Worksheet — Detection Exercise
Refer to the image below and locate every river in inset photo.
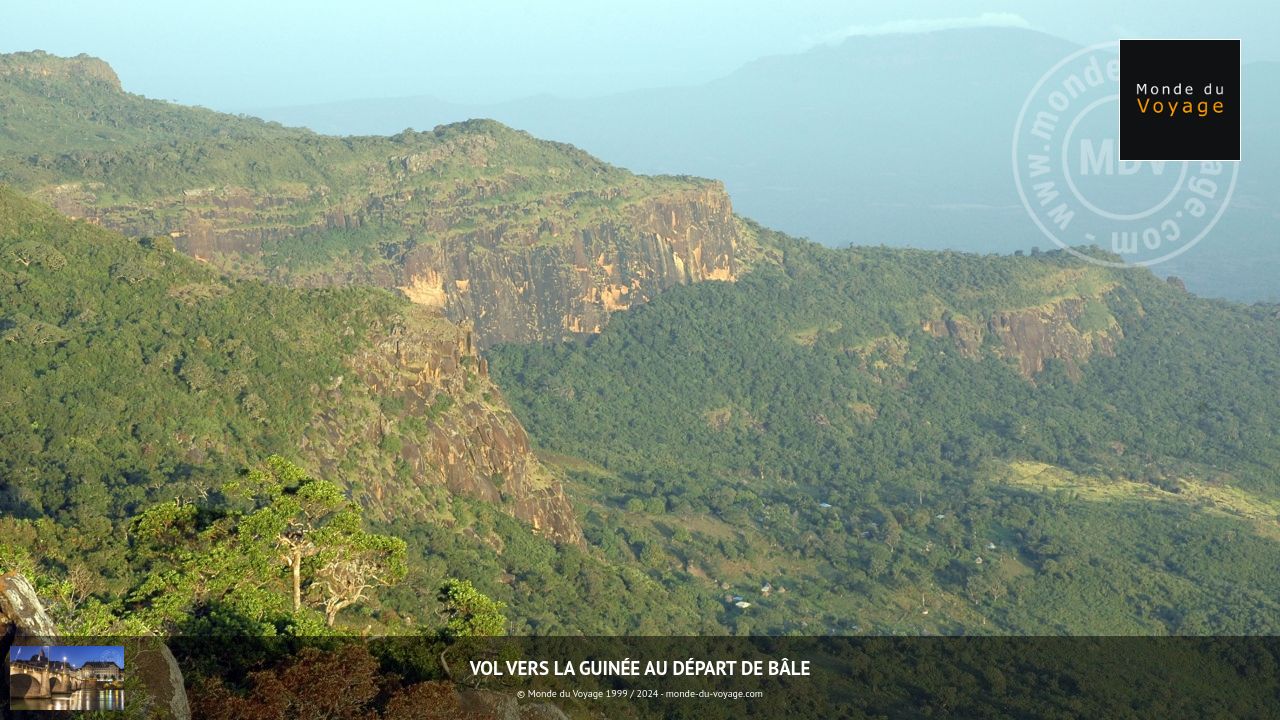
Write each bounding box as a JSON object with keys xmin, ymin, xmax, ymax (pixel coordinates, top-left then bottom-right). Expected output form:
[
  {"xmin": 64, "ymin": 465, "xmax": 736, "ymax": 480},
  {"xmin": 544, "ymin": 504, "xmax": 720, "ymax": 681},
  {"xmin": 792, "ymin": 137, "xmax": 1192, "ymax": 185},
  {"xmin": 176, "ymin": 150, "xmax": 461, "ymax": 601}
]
[{"xmin": 10, "ymin": 689, "xmax": 125, "ymax": 711}]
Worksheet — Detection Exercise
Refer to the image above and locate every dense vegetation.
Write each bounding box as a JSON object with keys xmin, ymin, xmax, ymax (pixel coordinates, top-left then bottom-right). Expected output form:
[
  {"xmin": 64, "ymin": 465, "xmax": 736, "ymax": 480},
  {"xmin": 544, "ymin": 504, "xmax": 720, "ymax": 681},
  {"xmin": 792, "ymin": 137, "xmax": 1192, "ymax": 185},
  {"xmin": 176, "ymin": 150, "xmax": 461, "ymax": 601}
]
[
  {"xmin": 5, "ymin": 182, "xmax": 1279, "ymax": 638},
  {"xmin": 0, "ymin": 186, "xmax": 722, "ymax": 636},
  {"xmin": 0, "ymin": 186, "xmax": 392, "ymax": 520},
  {"xmin": 491, "ymin": 226, "xmax": 1280, "ymax": 634}
]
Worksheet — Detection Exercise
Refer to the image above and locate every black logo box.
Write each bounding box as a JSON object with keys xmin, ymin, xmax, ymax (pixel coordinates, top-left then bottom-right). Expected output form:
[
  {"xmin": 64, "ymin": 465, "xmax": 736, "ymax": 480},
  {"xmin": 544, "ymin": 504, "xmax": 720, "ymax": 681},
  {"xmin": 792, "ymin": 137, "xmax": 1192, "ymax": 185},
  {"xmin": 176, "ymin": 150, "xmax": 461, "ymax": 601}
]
[{"xmin": 1120, "ymin": 39, "xmax": 1240, "ymax": 161}]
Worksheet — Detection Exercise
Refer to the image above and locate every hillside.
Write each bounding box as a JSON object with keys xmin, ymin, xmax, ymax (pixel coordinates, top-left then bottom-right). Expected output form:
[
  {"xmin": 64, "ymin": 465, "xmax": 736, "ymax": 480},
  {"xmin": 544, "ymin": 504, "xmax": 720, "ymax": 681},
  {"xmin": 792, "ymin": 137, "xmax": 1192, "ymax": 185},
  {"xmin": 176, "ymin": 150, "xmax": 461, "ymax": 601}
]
[
  {"xmin": 0, "ymin": 51, "xmax": 747, "ymax": 347},
  {"xmin": 0, "ymin": 186, "xmax": 735, "ymax": 635},
  {"xmin": 491, "ymin": 226, "xmax": 1280, "ymax": 634}
]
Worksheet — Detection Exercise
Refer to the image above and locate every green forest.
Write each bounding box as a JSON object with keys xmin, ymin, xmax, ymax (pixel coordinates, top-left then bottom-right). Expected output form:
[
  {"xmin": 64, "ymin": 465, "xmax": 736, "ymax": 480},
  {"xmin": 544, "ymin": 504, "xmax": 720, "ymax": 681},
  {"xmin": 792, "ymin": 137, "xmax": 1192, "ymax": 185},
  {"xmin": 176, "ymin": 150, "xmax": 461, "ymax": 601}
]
[
  {"xmin": 5, "ymin": 180, "xmax": 1280, "ymax": 640},
  {"xmin": 490, "ymin": 226, "xmax": 1280, "ymax": 635},
  {"xmin": 2, "ymin": 44, "xmax": 1279, "ymax": 720}
]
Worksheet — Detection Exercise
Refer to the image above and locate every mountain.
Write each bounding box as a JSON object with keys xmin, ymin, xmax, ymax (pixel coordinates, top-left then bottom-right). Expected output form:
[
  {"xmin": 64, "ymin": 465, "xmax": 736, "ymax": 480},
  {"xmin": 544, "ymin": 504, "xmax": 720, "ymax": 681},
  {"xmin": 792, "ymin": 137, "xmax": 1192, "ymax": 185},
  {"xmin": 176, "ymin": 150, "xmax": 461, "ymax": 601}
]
[
  {"xmin": 257, "ymin": 28, "xmax": 1280, "ymax": 303},
  {"xmin": 0, "ymin": 51, "xmax": 749, "ymax": 348},
  {"xmin": 491, "ymin": 225, "xmax": 1280, "ymax": 634},
  {"xmin": 4, "ymin": 174, "xmax": 1278, "ymax": 637}
]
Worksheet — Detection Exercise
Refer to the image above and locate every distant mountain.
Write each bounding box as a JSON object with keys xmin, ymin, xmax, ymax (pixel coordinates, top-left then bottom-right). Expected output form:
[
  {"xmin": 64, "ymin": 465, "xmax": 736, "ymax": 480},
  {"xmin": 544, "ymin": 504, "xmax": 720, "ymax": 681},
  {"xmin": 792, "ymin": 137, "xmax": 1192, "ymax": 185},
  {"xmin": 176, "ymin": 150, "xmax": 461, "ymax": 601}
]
[{"xmin": 257, "ymin": 28, "xmax": 1280, "ymax": 303}]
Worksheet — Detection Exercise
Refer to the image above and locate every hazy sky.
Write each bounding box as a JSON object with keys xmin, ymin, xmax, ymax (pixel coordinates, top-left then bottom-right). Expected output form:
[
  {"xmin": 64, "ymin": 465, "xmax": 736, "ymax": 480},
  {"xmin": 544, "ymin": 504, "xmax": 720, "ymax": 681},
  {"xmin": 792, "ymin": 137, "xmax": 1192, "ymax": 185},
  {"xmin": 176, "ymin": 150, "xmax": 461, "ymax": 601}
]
[{"xmin": 2, "ymin": 1, "xmax": 1275, "ymax": 109}]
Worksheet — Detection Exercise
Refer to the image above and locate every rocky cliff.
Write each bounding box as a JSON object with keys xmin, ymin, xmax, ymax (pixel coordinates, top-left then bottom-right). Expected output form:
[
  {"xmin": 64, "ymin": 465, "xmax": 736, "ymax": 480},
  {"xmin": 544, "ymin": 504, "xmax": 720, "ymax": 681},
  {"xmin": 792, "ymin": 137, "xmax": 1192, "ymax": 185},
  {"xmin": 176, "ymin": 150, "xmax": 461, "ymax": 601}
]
[
  {"xmin": 1, "ymin": 54, "xmax": 748, "ymax": 348},
  {"xmin": 397, "ymin": 182, "xmax": 740, "ymax": 345},
  {"xmin": 38, "ymin": 148, "xmax": 744, "ymax": 348},
  {"xmin": 302, "ymin": 305, "xmax": 582, "ymax": 544},
  {"xmin": 0, "ymin": 50, "xmax": 121, "ymax": 89}
]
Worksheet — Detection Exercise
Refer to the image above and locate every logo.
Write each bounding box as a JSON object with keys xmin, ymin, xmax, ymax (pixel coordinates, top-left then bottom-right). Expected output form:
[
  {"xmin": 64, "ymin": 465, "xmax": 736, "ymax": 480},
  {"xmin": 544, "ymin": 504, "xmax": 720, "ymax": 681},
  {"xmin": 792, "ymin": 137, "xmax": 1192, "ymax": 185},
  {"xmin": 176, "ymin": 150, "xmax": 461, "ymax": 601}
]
[
  {"xmin": 1119, "ymin": 39, "xmax": 1240, "ymax": 161},
  {"xmin": 1012, "ymin": 42, "xmax": 1238, "ymax": 268}
]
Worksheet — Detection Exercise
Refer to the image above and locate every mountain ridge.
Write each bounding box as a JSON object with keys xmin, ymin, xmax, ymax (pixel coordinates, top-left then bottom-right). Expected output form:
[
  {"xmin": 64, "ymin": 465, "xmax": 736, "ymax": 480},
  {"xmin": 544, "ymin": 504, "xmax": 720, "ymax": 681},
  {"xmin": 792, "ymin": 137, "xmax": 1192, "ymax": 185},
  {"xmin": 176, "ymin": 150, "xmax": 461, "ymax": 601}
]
[
  {"xmin": 0, "ymin": 52, "xmax": 749, "ymax": 347},
  {"xmin": 492, "ymin": 226, "xmax": 1280, "ymax": 634}
]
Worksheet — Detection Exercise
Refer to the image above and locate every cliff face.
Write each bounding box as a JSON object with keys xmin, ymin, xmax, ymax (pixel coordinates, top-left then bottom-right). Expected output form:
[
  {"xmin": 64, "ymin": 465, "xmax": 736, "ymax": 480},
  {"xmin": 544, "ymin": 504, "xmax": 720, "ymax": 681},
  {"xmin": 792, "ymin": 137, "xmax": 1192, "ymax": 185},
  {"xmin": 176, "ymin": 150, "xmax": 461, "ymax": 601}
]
[
  {"xmin": 41, "ymin": 176, "xmax": 742, "ymax": 348},
  {"xmin": 924, "ymin": 295, "xmax": 1122, "ymax": 379},
  {"xmin": 400, "ymin": 184, "xmax": 740, "ymax": 345},
  {"xmin": 301, "ymin": 306, "xmax": 582, "ymax": 544}
]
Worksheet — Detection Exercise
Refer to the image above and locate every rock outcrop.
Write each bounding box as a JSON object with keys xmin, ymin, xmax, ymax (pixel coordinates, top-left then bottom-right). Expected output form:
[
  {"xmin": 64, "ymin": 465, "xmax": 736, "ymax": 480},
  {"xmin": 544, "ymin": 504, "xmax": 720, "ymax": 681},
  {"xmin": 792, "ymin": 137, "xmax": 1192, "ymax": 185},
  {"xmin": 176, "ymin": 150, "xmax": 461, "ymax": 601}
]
[
  {"xmin": 301, "ymin": 306, "xmax": 582, "ymax": 544},
  {"xmin": 924, "ymin": 295, "xmax": 1122, "ymax": 379},
  {"xmin": 127, "ymin": 644, "xmax": 193, "ymax": 720},
  {"xmin": 0, "ymin": 573, "xmax": 56, "ymax": 644},
  {"xmin": 0, "ymin": 50, "xmax": 121, "ymax": 89},
  {"xmin": 401, "ymin": 183, "xmax": 740, "ymax": 345}
]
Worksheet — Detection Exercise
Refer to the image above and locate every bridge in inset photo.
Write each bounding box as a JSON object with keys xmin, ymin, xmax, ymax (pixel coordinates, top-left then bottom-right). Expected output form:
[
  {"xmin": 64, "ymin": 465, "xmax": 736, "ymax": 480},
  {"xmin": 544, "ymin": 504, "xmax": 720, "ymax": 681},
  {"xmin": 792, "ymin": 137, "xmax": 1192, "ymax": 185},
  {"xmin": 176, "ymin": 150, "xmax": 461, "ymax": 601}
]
[{"xmin": 9, "ymin": 650, "xmax": 91, "ymax": 699}]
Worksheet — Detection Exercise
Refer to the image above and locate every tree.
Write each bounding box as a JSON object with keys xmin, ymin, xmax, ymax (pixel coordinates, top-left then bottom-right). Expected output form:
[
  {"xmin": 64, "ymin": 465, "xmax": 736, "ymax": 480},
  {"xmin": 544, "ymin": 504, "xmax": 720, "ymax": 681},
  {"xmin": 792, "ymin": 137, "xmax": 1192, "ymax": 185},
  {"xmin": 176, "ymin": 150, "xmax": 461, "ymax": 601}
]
[
  {"xmin": 7, "ymin": 241, "xmax": 66, "ymax": 270},
  {"xmin": 435, "ymin": 578, "xmax": 506, "ymax": 679},
  {"xmin": 242, "ymin": 456, "xmax": 347, "ymax": 612},
  {"xmin": 312, "ymin": 515, "xmax": 407, "ymax": 627},
  {"xmin": 123, "ymin": 456, "xmax": 408, "ymax": 633},
  {"xmin": 233, "ymin": 455, "xmax": 407, "ymax": 626}
]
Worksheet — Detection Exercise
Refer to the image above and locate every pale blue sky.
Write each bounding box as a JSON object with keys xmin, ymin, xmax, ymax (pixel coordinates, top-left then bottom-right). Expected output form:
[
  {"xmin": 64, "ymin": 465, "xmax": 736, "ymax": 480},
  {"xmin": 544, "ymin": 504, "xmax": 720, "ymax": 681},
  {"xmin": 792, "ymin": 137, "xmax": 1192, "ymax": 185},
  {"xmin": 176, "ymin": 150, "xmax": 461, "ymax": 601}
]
[{"xmin": 1, "ymin": 1, "xmax": 1274, "ymax": 110}]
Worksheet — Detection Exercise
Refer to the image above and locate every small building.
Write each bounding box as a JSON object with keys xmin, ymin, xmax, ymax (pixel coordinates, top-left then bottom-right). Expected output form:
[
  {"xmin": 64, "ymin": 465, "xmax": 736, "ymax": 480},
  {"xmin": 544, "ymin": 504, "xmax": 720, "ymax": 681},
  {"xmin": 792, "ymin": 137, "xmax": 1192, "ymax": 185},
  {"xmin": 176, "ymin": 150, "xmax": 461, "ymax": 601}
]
[{"xmin": 734, "ymin": 601, "xmax": 752, "ymax": 609}]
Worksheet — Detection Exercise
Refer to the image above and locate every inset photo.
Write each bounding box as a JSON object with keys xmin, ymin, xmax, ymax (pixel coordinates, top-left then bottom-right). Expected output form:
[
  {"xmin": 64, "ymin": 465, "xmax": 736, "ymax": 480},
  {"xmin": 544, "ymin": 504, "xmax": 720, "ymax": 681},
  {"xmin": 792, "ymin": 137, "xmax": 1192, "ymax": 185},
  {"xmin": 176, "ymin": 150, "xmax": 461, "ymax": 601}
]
[{"xmin": 8, "ymin": 646, "xmax": 125, "ymax": 712}]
